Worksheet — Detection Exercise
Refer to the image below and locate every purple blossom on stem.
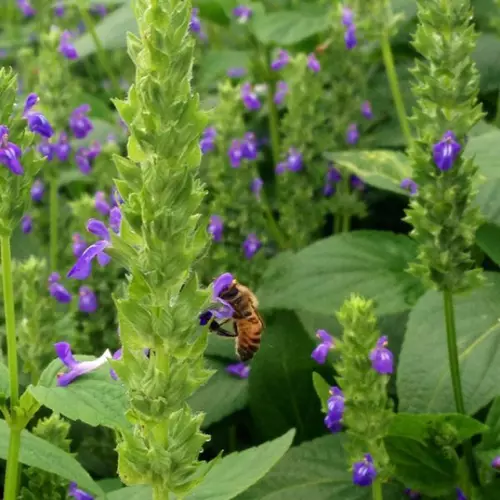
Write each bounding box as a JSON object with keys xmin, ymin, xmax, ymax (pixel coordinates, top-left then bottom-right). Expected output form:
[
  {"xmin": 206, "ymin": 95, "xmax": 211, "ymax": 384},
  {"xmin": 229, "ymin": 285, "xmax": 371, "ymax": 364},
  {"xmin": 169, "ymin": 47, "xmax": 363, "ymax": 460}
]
[
  {"xmin": 54, "ymin": 1, "xmax": 65, "ymax": 17},
  {"xmin": 109, "ymin": 206, "xmax": 121, "ymax": 234},
  {"xmin": 251, "ymin": 177, "xmax": 263, "ymax": 200},
  {"xmin": 361, "ymin": 101, "xmax": 373, "ymax": 119},
  {"xmin": 400, "ymin": 178, "xmax": 418, "ymax": 195},
  {"xmin": 94, "ymin": 191, "xmax": 110, "ymax": 216},
  {"xmin": 456, "ymin": 488, "xmax": 467, "ymax": 500},
  {"xmin": 200, "ymin": 126, "xmax": 216, "ymax": 154},
  {"xmin": 307, "ymin": 53, "xmax": 321, "ymax": 72},
  {"xmin": 22, "ymin": 93, "xmax": 54, "ymax": 138},
  {"xmin": 0, "ymin": 126, "xmax": 23, "ymax": 175},
  {"xmin": 275, "ymin": 161, "xmax": 288, "ymax": 175},
  {"xmin": 78, "ymin": 286, "xmax": 98, "ymax": 313},
  {"xmin": 241, "ymin": 83, "xmax": 261, "ymax": 111},
  {"xmin": 241, "ymin": 132, "xmax": 257, "ymax": 160},
  {"xmin": 228, "ymin": 140, "xmax": 243, "ymax": 167},
  {"xmin": 72, "ymin": 233, "xmax": 86, "ymax": 257},
  {"xmin": 48, "ymin": 273, "xmax": 72, "ymax": 303},
  {"xmin": 274, "ymin": 81, "xmax": 288, "ymax": 105},
  {"xmin": 38, "ymin": 139, "xmax": 54, "ymax": 161},
  {"xmin": 369, "ymin": 335, "xmax": 393, "ymax": 374},
  {"xmin": 55, "ymin": 342, "xmax": 112, "ymax": 387},
  {"xmin": 233, "ymin": 5, "xmax": 252, "ymax": 22},
  {"xmin": 346, "ymin": 123, "xmax": 359, "ymax": 145},
  {"xmin": 227, "ymin": 67, "xmax": 247, "ymax": 78},
  {"xmin": 21, "ymin": 215, "xmax": 32, "ymax": 234},
  {"xmin": 69, "ymin": 104, "xmax": 93, "ymax": 139},
  {"xmin": 17, "ymin": 0, "xmax": 36, "ymax": 16},
  {"xmin": 491, "ymin": 456, "xmax": 500, "ymax": 469},
  {"xmin": 31, "ymin": 179, "xmax": 44, "ymax": 202},
  {"xmin": 433, "ymin": 131, "xmax": 461, "ymax": 171},
  {"xmin": 352, "ymin": 454, "xmax": 377, "ymax": 487},
  {"xmin": 243, "ymin": 233, "xmax": 261, "ymax": 259},
  {"xmin": 345, "ymin": 25, "xmax": 357, "ymax": 50},
  {"xmin": 226, "ymin": 362, "xmax": 250, "ymax": 379},
  {"xmin": 342, "ymin": 7, "xmax": 354, "ymax": 26},
  {"xmin": 271, "ymin": 49, "xmax": 290, "ymax": 71},
  {"xmin": 324, "ymin": 386, "xmax": 344, "ymax": 433},
  {"xmin": 76, "ymin": 148, "xmax": 91, "ymax": 174},
  {"xmin": 208, "ymin": 215, "xmax": 223, "ymax": 242},
  {"xmin": 311, "ymin": 329, "xmax": 335, "ymax": 364},
  {"xmin": 190, "ymin": 8, "xmax": 201, "ymax": 33},
  {"xmin": 351, "ymin": 174, "xmax": 365, "ymax": 191},
  {"xmin": 24, "ymin": 93, "xmax": 38, "ymax": 114},
  {"xmin": 59, "ymin": 31, "xmax": 79, "ymax": 60},
  {"xmin": 327, "ymin": 165, "xmax": 342, "ymax": 183},
  {"xmin": 55, "ymin": 131, "xmax": 71, "ymax": 161},
  {"xmin": 286, "ymin": 148, "xmax": 303, "ymax": 172}
]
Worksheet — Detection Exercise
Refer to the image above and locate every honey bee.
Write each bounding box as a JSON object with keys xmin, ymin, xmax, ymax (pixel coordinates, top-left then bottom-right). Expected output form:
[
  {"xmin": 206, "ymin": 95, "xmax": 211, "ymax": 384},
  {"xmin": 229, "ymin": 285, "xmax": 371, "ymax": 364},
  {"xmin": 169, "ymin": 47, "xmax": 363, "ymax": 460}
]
[{"xmin": 209, "ymin": 279, "xmax": 264, "ymax": 362}]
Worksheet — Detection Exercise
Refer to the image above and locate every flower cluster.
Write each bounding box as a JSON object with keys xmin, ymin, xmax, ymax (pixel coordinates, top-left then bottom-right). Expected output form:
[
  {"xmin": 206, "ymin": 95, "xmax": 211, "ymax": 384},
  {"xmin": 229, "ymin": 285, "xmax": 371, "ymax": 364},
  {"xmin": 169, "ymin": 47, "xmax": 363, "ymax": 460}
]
[
  {"xmin": 276, "ymin": 147, "xmax": 302, "ymax": 174},
  {"xmin": 241, "ymin": 83, "xmax": 261, "ymax": 110},
  {"xmin": 228, "ymin": 132, "xmax": 258, "ymax": 167},
  {"xmin": 342, "ymin": 7, "xmax": 357, "ymax": 50}
]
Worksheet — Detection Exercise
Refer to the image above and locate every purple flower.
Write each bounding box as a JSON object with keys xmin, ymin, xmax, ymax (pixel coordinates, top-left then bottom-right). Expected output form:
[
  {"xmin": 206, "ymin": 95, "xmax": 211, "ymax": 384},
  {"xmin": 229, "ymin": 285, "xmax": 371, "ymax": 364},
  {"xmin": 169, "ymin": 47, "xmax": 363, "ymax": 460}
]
[
  {"xmin": 227, "ymin": 67, "xmax": 247, "ymax": 78},
  {"xmin": 54, "ymin": 342, "xmax": 112, "ymax": 387},
  {"xmin": 111, "ymin": 186, "xmax": 123, "ymax": 207},
  {"xmin": 55, "ymin": 132, "xmax": 71, "ymax": 161},
  {"xmin": 89, "ymin": 4, "xmax": 107, "ymax": 17},
  {"xmin": 94, "ymin": 191, "xmax": 110, "ymax": 216},
  {"xmin": 38, "ymin": 139, "xmax": 54, "ymax": 161},
  {"xmin": 226, "ymin": 362, "xmax": 250, "ymax": 379},
  {"xmin": 0, "ymin": 127, "xmax": 23, "ymax": 175},
  {"xmin": 351, "ymin": 174, "xmax": 365, "ymax": 191},
  {"xmin": 109, "ymin": 207, "xmax": 121, "ymax": 234},
  {"xmin": 275, "ymin": 161, "xmax": 288, "ymax": 175},
  {"xmin": 241, "ymin": 83, "xmax": 261, "ymax": 111},
  {"xmin": 324, "ymin": 386, "xmax": 345, "ymax": 433},
  {"xmin": 190, "ymin": 7, "xmax": 201, "ymax": 33},
  {"xmin": 17, "ymin": 0, "xmax": 35, "ymax": 16},
  {"xmin": 78, "ymin": 286, "xmax": 98, "ymax": 313},
  {"xmin": 369, "ymin": 336, "xmax": 393, "ymax": 374},
  {"xmin": 342, "ymin": 7, "xmax": 354, "ymax": 26},
  {"xmin": 404, "ymin": 489, "xmax": 421, "ymax": 499},
  {"xmin": 456, "ymin": 488, "xmax": 467, "ymax": 500},
  {"xmin": 67, "ymin": 239, "xmax": 111, "ymax": 280},
  {"xmin": 271, "ymin": 49, "xmax": 290, "ymax": 71},
  {"xmin": 31, "ymin": 179, "xmax": 44, "ymax": 202},
  {"xmin": 361, "ymin": 101, "xmax": 373, "ymax": 119},
  {"xmin": 54, "ymin": 1, "xmax": 65, "ymax": 17},
  {"xmin": 72, "ymin": 233, "xmax": 86, "ymax": 257},
  {"xmin": 307, "ymin": 53, "xmax": 321, "ymax": 72},
  {"xmin": 311, "ymin": 329, "xmax": 335, "ymax": 364},
  {"xmin": 400, "ymin": 178, "xmax": 418, "ymax": 195},
  {"xmin": 345, "ymin": 25, "xmax": 357, "ymax": 50},
  {"xmin": 347, "ymin": 123, "xmax": 359, "ymax": 145},
  {"xmin": 213, "ymin": 272, "xmax": 233, "ymax": 298},
  {"xmin": 353, "ymin": 454, "xmax": 377, "ymax": 487},
  {"xmin": 59, "ymin": 31, "xmax": 79, "ymax": 60},
  {"xmin": 201, "ymin": 127, "xmax": 216, "ymax": 154},
  {"xmin": 76, "ymin": 148, "xmax": 91, "ymax": 174},
  {"xmin": 228, "ymin": 140, "xmax": 243, "ymax": 168},
  {"xmin": 251, "ymin": 177, "xmax": 263, "ymax": 200},
  {"xmin": 69, "ymin": 104, "xmax": 93, "ymax": 139},
  {"xmin": 433, "ymin": 131, "xmax": 461, "ymax": 171},
  {"xmin": 208, "ymin": 215, "xmax": 223, "ymax": 242},
  {"xmin": 233, "ymin": 5, "xmax": 252, "ymax": 22},
  {"xmin": 287, "ymin": 148, "xmax": 303, "ymax": 172},
  {"xmin": 274, "ymin": 81, "xmax": 288, "ymax": 105},
  {"xmin": 26, "ymin": 112, "xmax": 54, "ymax": 138},
  {"xmin": 241, "ymin": 132, "xmax": 257, "ymax": 160},
  {"xmin": 199, "ymin": 310, "xmax": 213, "ymax": 326},
  {"xmin": 243, "ymin": 233, "xmax": 261, "ymax": 259},
  {"xmin": 491, "ymin": 456, "xmax": 500, "ymax": 469},
  {"xmin": 323, "ymin": 183, "xmax": 335, "ymax": 197},
  {"xmin": 21, "ymin": 214, "xmax": 32, "ymax": 234},
  {"xmin": 24, "ymin": 93, "xmax": 38, "ymax": 114},
  {"xmin": 327, "ymin": 165, "xmax": 342, "ymax": 183},
  {"xmin": 48, "ymin": 274, "xmax": 72, "ymax": 304}
]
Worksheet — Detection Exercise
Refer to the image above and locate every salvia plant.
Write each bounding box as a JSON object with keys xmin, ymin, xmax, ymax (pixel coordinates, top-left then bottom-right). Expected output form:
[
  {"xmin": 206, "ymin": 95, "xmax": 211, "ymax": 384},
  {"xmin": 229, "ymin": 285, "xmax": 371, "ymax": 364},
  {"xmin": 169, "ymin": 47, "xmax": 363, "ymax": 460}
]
[{"xmin": 0, "ymin": 0, "xmax": 500, "ymax": 499}]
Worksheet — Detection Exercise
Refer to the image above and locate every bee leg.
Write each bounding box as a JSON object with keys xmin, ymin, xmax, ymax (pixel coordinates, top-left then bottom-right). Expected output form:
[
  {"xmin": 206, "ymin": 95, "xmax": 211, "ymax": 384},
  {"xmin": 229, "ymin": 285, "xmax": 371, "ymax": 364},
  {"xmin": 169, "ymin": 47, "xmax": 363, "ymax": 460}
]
[{"xmin": 213, "ymin": 322, "xmax": 238, "ymax": 338}]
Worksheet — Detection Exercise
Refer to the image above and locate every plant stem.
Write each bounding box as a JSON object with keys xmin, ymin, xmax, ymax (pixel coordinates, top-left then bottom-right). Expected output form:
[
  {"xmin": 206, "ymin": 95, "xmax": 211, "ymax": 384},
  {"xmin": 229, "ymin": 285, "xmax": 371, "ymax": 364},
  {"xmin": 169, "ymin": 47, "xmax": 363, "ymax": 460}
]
[
  {"xmin": 334, "ymin": 215, "xmax": 341, "ymax": 234},
  {"xmin": 1, "ymin": 235, "xmax": 22, "ymax": 500},
  {"xmin": 49, "ymin": 178, "xmax": 58, "ymax": 271},
  {"xmin": 153, "ymin": 487, "xmax": 169, "ymax": 500},
  {"xmin": 77, "ymin": 5, "xmax": 121, "ymax": 97},
  {"xmin": 266, "ymin": 80, "xmax": 281, "ymax": 167},
  {"xmin": 380, "ymin": 25, "xmax": 412, "ymax": 145},
  {"xmin": 371, "ymin": 479, "xmax": 383, "ymax": 500},
  {"xmin": 342, "ymin": 214, "xmax": 351, "ymax": 233},
  {"xmin": 442, "ymin": 289, "xmax": 477, "ymax": 487}
]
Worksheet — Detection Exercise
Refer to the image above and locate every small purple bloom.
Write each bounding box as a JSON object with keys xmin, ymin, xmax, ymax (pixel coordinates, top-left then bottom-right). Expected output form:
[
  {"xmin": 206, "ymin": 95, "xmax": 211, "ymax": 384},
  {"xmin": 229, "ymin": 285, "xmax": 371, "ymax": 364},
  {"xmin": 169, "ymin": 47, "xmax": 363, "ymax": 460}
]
[
  {"xmin": 342, "ymin": 7, "xmax": 354, "ymax": 26},
  {"xmin": 404, "ymin": 489, "xmax": 421, "ymax": 499},
  {"xmin": 352, "ymin": 454, "xmax": 377, "ymax": 487},
  {"xmin": 109, "ymin": 207, "xmax": 121, "ymax": 234},
  {"xmin": 275, "ymin": 161, "xmax": 288, "ymax": 175},
  {"xmin": 287, "ymin": 148, "xmax": 303, "ymax": 172},
  {"xmin": 369, "ymin": 336, "xmax": 393, "ymax": 374},
  {"xmin": 87, "ymin": 218, "xmax": 110, "ymax": 240},
  {"xmin": 361, "ymin": 101, "xmax": 373, "ymax": 119},
  {"xmin": 48, "ymin": 272, "xmax": 60, "ymax": 284},
  {"xmin": 271, "ymin": 49, "xmax": 290, "ymax": 71},
  {"xmin": 55, "ymin": 131, "xmax": 71, "ymax": 161},
  {"xmin": 69, "ymin": 104, "xmax": 93, "ymax": 139},
  {"xmin": 78, "ymin": 286, "xmax": 98, "ymax": 313},
  {"xmin": 54, "ymin": 1, "xmax": 65, "ymax": 17},
  {"xmin": 274, "ymin": 81, "xmax": 288, "ymax": 105},
  {"xmin": 31, "ymin": 179, "xmax": 44, "ymax": 202},
  {"xmin": 226, "ymin": 362, "xmax": 250, "ymax": 379},
  {"xmin": 242, "ymin": 233, "xmax": 261, "ymax": 259},
  {"xmin": 323, "ymin": 183, "xmax": 335, "ymax": 197},
  {"xmin": 400, "ymin": 178, "xmax": 418, "ymax": 195},
  {"xmin": 190, "ymin": 7, "xmax": 201, "ymax": 33},
  {"xmin": 89, "ymin": 4, "xmax": 107, "ymax": 17},
  {"xmin": 345, "ymin": 24, "xmax": 357, "ymax": 50},
  {"xmin": 433, "ymin": 131, "xmax": 461, "ymax": 171},
  {"xmin": 213, "ymin": 272, "xmax": 234, "ymax": 298},
  {"xmin": 311, "ymin": 329, "xmax": 335, "ymax": 364},
  {"xmin": 347, "ymin": 123, "xmax": 359, "ymax": 145},
  {"xmin": 208, "ymin": 215, "xmax": 224, "ymax": 242},
  {"xmin": 241, "ymin": 83, "xmax": 261, "ymax": 111},
  {"xmin": 67, "ymin": 240, "xmax": 111, "ymax": 280},
  {"xmin": 227, "ymin": 67, "xmax": 247, "ymax": 78},
  {"xmin": 17, "ymin": 0, "xmax": 36, "ymax": 16},
  {"xmin": 307, "ymin": 53, "xmax": 321, "ymax": 72},
  {"xmin": 491, "ymin": 456, "xmax": 500, "ymax": 469},
  {"xmin": 201, "ymin": 126, "xmax": 216, "ymax": 154},
  {"xmin": 24, "ymin": 93, "xmax": 38, "ymax": 114},
  {"xmin": 251, "ymin": 177, "xmax": 263, "ymax": 201},
  {"xmin": 76, "ymin": 148, "xmax": 91, "ymax": 174},
  {"xmin": 72, "ymin": 233, "xmax": 86, "ymax": 257},
  {"xmin": 26, "ymin": 112, "xmax": 54, "ymax": 138},
  {"xmin": 456, "ymin": 488, "xmax": 467, "ymax": 500},
  {"xmin": 38, "ymin": 139, "xmax": 54, "ymax": 161},
  {"xmin": 351, "ymin": 174, "xmax": 365, "ymax": 191},
  {"xmin": 49, "ymin": 276, "xmax": 72, "ymax": 303},
  {"xmin": 111, "ymin": 186, "xmax": 124, "ymax": 207},
  {"xmin": 21, "ymin": 214, "xmax": 32, "ymax": 234},
  {"xmin": 55, "ymin": 342, "xmax": 112, "ymax": 387},
  {"xmin": 59, "ymin": 31, "xmax": 79, "ymax": 60},
  {"xmin": 94, "ymin": 191, "xmax": 110, "ymax": 216},
  {"xmin": 241, "ymin": 132, "xmax": 257, "ymax": 160},
  {"xmin": 327, "ymin": 386, "xmax": 344, "ymax": 421},
  {"xmin": 0, "ymin": 127, "xmax": 23, "ymax": 175},
  {"xmin": 228, "ymin": 140, "xmax": 243, "ymax": 168},
  {"xmin": 327, "ymin": 165, "xmax": 342, "ymax": 183},
  {"xmin": 233, "ymin": 5, "xmax": 252, "ymax": 22}
]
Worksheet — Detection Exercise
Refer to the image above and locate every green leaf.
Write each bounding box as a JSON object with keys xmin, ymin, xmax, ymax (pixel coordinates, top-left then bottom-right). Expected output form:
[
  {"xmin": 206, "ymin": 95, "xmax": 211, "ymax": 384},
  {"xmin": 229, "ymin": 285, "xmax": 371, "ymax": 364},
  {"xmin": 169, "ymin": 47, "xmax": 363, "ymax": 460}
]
[
  {"xmin": 235, "ymin": 433, "xmax": 398, "ymax": 500},
  {"xmin": 189, "ymin": 358, "xmax": 248, "ymax": 428},
  {"xmin": 188, "ymin": 429, "xmax": 295, "ymax": 500},
  {"xmin": 57, "ymin": 169, "xmax": 95, "ymax": 188},
  {"xmin": 256, "ymin": 231, "xmax": 425, "ymax": 316},
  {"xmin": 0, "ymin": 360, "xmax": 10, "ymax": 399},
  {"xmin": 197, "ymin": 50, "xmax": 250, "ymax": 89},
  {"xmin": 73, "ymin": 3, "xmax": 136, "ymax": 57},
  {"xmin": 473, "ymin": 33, "xmax": 500, "ymax": 93},
  {"xmin": 477, "ymin": 397, "xmax": 500, "ymax": 459},
  {"xmin": 29, "ymin": 356, "xmax": 129, "ymax": 429},
  {"xmin": 476, "ymin": 222, "xmax": 500, "ymax": 266},
  {"xmin": 465, "ymin": 129, "xmax": 500, "ymax": 180},
  {"xmin": 0, "ymin": 419, "xmax": 104, "ymax": 496},
  {"xmin": 249, "ymin": 311, "xmax": 325, "ymax": 443},
  {"xmin": 397, "ymin": 272, "xmax": 500, "ymax": 415},
  {"xmin": 196, "ymin": 0, "xmax": 236, "ymax": 25},
  {"xmin": 312, "ymin": 372, "xmax": 330, "ymax": 414},
  {"xmin": 252, "ymin": 8, "xmax": 330, "ymax": 46},
  {"xmin": 102, "ymin": 485, "xmax": 151, "ymax": 499},
  {"xmin": 324, "ymin": 150, "xmax": 411, "ymax": 195}
]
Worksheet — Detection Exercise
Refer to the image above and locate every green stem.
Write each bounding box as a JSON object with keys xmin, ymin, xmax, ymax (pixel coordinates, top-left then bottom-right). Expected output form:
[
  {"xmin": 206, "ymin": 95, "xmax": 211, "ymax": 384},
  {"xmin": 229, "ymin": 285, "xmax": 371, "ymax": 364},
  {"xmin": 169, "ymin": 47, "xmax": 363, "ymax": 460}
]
[
  {"xmin": 153, "ymin": 487, "xmax": 169, "ymax": 500},
  {"xmin": 77, "ymin": 5, "xmax": 122, "ymax": 97},
  {"xmin": 266, "ymin": 80, "xmax": 281, "ymax": 167},
  {"xmin": 380, "ymin": 25, "xmax": 412, "ymax": 145},
  {"xmin": 371, "ymin": 479, "xmax": 383, "ymax": 500},
  {"xmin": 442, "ymin": 289, "xmax": 477, "ymax": 487},
  {"xmin": 342, "ymin": 214, "xmax": 351, "ymax": 233},
  {"xmin": 334, "ymin": 215, "xmax": 341, "ymax": 234},
  {"xmin": 49, "ymin": 178, "xmax": 58, "ymax": 271},
  {"xmin": 1, "ymin": 235, "xmax": 22, "ymax": 500}
]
